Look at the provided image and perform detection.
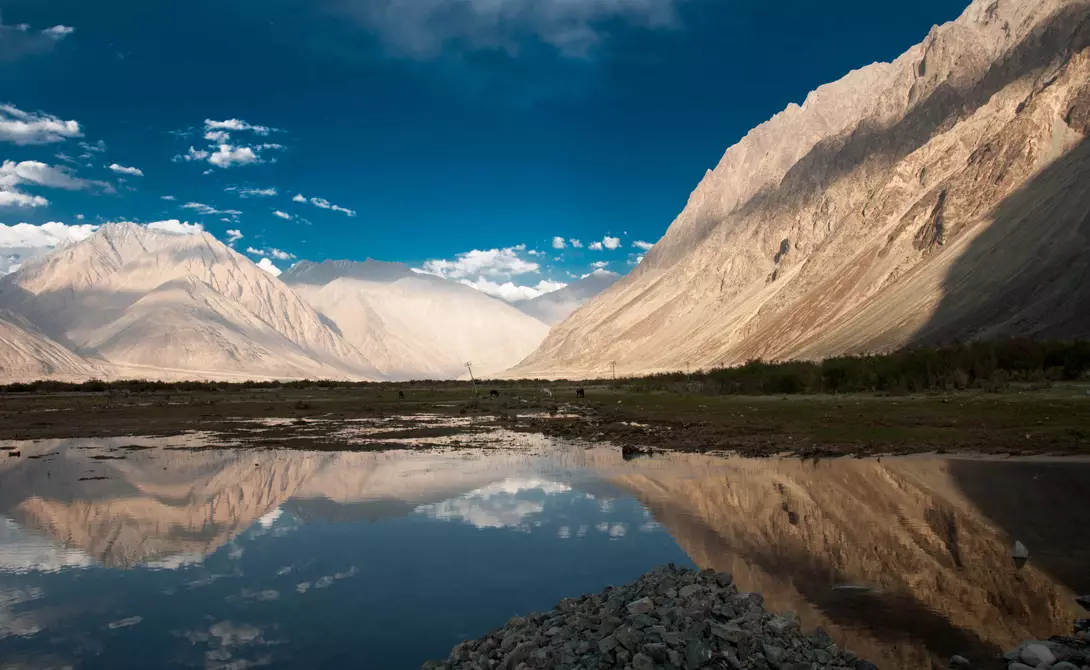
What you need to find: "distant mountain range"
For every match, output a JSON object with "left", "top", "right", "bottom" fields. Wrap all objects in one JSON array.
[
  {"left": 0, "top": 225, "right": 613, "bottom": 382},
  {"left": 513, "top": 270, "right": 620, "bottom": 326},
  {"left": 511, "top": 0, "right": 1090, "bottom": 378}
]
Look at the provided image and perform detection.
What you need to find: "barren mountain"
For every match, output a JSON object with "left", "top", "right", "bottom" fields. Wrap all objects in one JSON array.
[
  {"left": 0, "top": 309, "right": 102, "bottom": 382},
  {"left": 515, "top": 270, "right": 621, "bottom": 325},
  {"left": 511, "top": 0, "right": 1090, "bottom": 378},
  {"left": 283, "top": 259, "right": 550, "bottom": 379},
  {"left": 0, "top": 223, "right": 380, "bottom": 381}
]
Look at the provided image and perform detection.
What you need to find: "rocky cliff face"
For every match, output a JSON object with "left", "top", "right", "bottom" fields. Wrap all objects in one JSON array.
[{"left": 511, "top": 0, "right": 1090, "bottom": 377}]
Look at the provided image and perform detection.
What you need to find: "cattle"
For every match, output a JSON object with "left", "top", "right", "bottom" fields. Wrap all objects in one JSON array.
[
  {"left": 398, "top": 390, "right": 405, "bottom": 400},
  {"left": 576, "top": 388, "right": 585, "bottom": 398},
  {"left": 542, "top": 388, "right": 553, "bottom": 399},
  {"left": 489, "top": 390, "right": 500, "bottom": 397}
]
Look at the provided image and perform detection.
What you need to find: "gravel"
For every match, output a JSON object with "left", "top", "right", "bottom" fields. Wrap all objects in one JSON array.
[
  {"left": 422, "top": 564, "right": 876, "bottom": 670},
  {"left": 994, "top": 597, "right": 1090, "bottom": 670}
]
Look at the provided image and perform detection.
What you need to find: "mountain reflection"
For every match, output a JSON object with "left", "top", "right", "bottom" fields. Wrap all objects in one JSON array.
[{"left": 1, "top": 438, "right": 1087, "bottom": 669}]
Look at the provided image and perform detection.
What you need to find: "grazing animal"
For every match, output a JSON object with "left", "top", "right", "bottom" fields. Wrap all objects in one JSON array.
[
  {"left": 576, "top": 388, "right": 585, "bottom": 398},
  {"left": 398, "top": 391, "right": 405, "bottom": 399},
  {"left": 542, "top": 388, "right": 553, "bottom": 399},
  {"left": 489, "top": 390, "right": 500, "bottom": 397}
]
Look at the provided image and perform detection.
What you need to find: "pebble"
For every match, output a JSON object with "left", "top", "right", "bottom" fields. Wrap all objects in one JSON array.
[
  {"left": 422, "top": 565, "right": 877, "bottom": 669},
  {"left": 950, "top": 654, "right": 971, "bottom": 668},
  {"left": 1021, "top": 643, "right": 1057, "bottom": 666}
]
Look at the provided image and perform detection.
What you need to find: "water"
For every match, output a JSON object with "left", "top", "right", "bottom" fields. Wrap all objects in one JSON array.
[{"left": 1, "top": 435, "right": 1089, "bottom": 670}]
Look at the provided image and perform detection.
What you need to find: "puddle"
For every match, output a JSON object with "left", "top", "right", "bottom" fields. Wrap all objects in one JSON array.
[{"left": 0, "top": 437, "right": 1088, "bottom": 669}]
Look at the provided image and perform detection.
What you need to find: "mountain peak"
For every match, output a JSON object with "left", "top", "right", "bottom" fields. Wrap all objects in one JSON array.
[{"left": 281, "top": 258, "right": 414, "bottom": 285}]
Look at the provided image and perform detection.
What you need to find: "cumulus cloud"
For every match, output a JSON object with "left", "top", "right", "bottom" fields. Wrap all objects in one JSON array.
[
  {"left": 589, "top": 260, "right": 609, "bottom": 270},
  {"left": 145, "top": 220, "right": 204, "bottom": 235},
  {"left": 108, "top": 163, "right": 144, "bottom": 177},
  {"left": 0, "top": 190, "right": 48, "bottom": 207},
  {"left": 0, "top": 221, "right": 101, "bottom": 272},
  {"left": 588, "top": 241, "right": 603, "bottom": 250},
  {"left": 569, "top": 239, "right": 583, "bottom": 248},
  {"left": 420, "top": 246, "right": 538, "bottom": 279},
  {"left": 268, "top": 248, "right": 295, "bottom": 261},
  {"left": 176, "top": 119, "right": 283, "bottom": 169},
  {"left": 551, "top": 236, "right": 566, "bottom": 250},
  {"left": 0, "top": 104, "right": 82, "bottom": 145},
  {"left": 0, "top": 20, "right": 77, "bottom": 62},
  {"left": 0, "top": 160, "right": 111, "bottom": 208},
  {"left": 256, "top": 257, "right": 281, "bottom": 276},
  {"left": 632, "top": 240, "right": 653, "bottom": 251},
  {"left": 161, "top": 195, "right": 176, "bottom": 201},
  {"left": 296, "top": 194, "right": 356, "bottom": 217},
  {"left": 460, "top": 277, "right": 567, "bottom": 302},
  {"left": 272, "top": 210, "right": 292, "bottom": 220},
  {"left": 225, "top": 229, "right": 243, "bottom": 245},
  {"left": 602, "top": 235, "right": 621, "bottom": 250},
  {"left": 338, "top": 0, "right": 683, "bottom": 59}
]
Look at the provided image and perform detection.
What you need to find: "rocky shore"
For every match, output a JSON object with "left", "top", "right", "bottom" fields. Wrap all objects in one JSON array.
[
  {"left": 422, "top": 565, "right": 877, "bottom": 670},
  {"left": 997, "top": 599, "right": 1090, "bottom": 670}
]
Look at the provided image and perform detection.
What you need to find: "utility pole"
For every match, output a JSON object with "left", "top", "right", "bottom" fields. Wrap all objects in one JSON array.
[
  {"left": 465, "top": 362, "right": 478, "bottom": 397},
  {"left": 611, "top": 361, "right": 616, "bottom": 382}
]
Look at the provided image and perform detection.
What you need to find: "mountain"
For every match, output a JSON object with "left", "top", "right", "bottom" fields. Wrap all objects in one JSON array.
[
  {"left": 510, "top": 0, "right": 1090, "bottom": 378},
  {"left": 282, "top": 260, "right": 550, "bottom": 379},
  {"left": 515, "top": 270, "right": 621, "bottom": 325},
  {"left": 0, "top": 309, "right": 103, "bottom": 382},
  {"left": 0, "top": 223, "right": 380, "bottom": 381}
]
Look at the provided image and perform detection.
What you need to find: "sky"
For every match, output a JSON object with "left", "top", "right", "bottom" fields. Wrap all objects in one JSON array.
[{"left": 0, "top": 0, "right": 970, "bottom": 301}]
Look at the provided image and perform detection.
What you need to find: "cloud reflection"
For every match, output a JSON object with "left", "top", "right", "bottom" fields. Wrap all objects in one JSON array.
[{"left": 414, "top": 478, "right": 571, "bottom": 530}]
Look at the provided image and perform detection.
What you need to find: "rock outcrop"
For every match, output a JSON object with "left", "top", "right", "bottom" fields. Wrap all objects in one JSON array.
[{"left": 510, "top": 0, "right": 1090, "bottom": 378}]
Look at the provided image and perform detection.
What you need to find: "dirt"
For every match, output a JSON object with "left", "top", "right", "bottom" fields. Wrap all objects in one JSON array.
[{"left": 1, "top": 385, "right": 1088, "bottom": 456}]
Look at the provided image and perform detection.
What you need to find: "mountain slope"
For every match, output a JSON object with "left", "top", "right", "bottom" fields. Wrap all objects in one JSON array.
[
  {"left": 0, "top": 309, "right": 102, "bottom": 382},
  {"left": 511, "top": 0, "right": 1090, "bottom": 378},
  {"left": 0, "top": 223, "right": 380, "bottom": 381},
  {"left": 283, "top": 260, "right": 550, "bottom": 379},
  {"left": 515, "top": 270, "right": 621, "bottom": 325}
]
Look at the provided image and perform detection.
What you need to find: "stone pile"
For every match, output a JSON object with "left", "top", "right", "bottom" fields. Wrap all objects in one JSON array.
[
  {"left": 423, "top": 564, "right": 877, "bottom": 670},
  {"left": 997, "top": 596, "right": 1090, "bottom": 670}
]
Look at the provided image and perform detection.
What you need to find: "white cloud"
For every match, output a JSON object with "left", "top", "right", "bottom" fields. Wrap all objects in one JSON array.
[
  {"left": 272, "top": 210, "right": 292, "bottom": 220},
  {"left": 589, "top": 261, "right": 609, "bottom": 269},
  {"left": 632, "top": 240, "right": 653, "bottom": 251},
  {"left": 245, "top": 246, "right": 264, "bottom": 256},
  {"left": 227, "top": 186, "right": 277, "bottom": 198},
  {"left": 225, "top": 229, "right": 243, "bottom": 245},
  {"left": 209, "top": 144, "right": 260, "bottom": 168},
  {"left": 551, "top": 236, "right": 566, "bottom": 250},
  {"left": 1, "top": 160, "right": 97, "bottom": 191},
  {"left": 146, "top": 220, "right": 204, "bottom": 235},
  {"left": 41, "top": 25, "right": 75, "bottom": 38},
  {"left": 0, "top": 221, "right": 99, "bottom": 252},
  {"left": 268, "top": 248, "right": 295, "bottom": 261},
  {"left": 79, "top": 140, "right": 106, "bottom": 154},
  {"left": 305, "top": 196, "right": 356, "bottom": 217},
  {"left": 292, "top": 194, "right": 306, "bottom": 203},
  {"left": 76, "top": 213, "right": 84, "bottom": 220},
  {"left": 179, "top": 146, "right": 209, "bottom": 162},
  {"left": 460, "top": 277, "right": 567, "bottom": 302},
  {"left": 420, "top": 246, "right": 538, "bottom": 279},
  {"left": 256, "top": 257, "right": 281, "bottom": 276},
  {"left": 0, "top": 104, "right": 82, "bottom": 145},
  {"left": 108, "top": 163, "right": 144, "bottom": 177},
  {"left": 204, "top": 118, "right": 273, "bottom": 136},
  {"left": 0, "top": 190, "right": 48, "bottom": 207},
  {"left": 569, "top": 239, "right": 583, "bottom": 248},
  {"left": 204, "top": 130, "right": 230, "bottom": 143},
  {"left": 182, "top": 202, "right": 242, "bottom": 218},
  {"left": 588, "top": 241, "right": 603, "bottom": 250},
  {"left": 602, "top": 235, "right": 621, "bottom": 250},
  {"left": 339, "top": 0, "right": 682, "bottom": 59},
  {"left": 161, "top": 195, "right": 176, "bottom": 201}
]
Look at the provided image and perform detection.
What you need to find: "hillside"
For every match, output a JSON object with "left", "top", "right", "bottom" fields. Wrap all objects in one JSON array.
[
  {"left": 283, "top": 259, "right": 550, "bottom": 379},
  {"left": 0, "top": 223, "right": 380, "bottom": 381},
  {"left": 510, "top": 0, "right": 1090, "bottom": 378},
  {"left": 0, "top": 309, "right": 103, "bottom": 382}
]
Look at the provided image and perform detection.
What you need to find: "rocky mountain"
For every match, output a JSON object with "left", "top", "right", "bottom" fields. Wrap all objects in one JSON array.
[
  {"left": 282, "top": 259, "right": 550, "bottom": 379},
  {"left": 510, "top": 0, "right": 1090, "bottom": 378},
  {"left": 0, "top": 309, "right": 103, "bottom": 382},
  {"left": 0, "top": 223, "right": 380, "bottom": 381},
  {"left": 515, "top": 270, "right": 621, "bottom": 325}
]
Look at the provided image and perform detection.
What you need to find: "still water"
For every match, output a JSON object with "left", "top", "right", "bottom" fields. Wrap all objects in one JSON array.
[{"left": 1, "top": 435, "right": 1088, "bottom": 670}]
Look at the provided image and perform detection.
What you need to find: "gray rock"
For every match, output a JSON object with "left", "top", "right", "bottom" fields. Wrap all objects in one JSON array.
[
  {"left": 854, "top": 661, "right": 879, "bottom": 670},
  {"left": 766, "top": 614, "right": 800, "bottom": 635},
  {"left": 715, "top": 572, "right": 734, "bottom": 587},
  {"left": 950, "top": 655, "right": 972, "bottom": 668},
  {"left": 668, "top": 649, "right": 683, "bottom": 667},
  {"left": 1051, "top": 662, "right": 1081, "bottom": 670},
  {"left": 710, "top": 623, "right": 749, "bottom": 644},
  {"left": 598, "top": 635, "right": 619, "bottom": 654},
  {"left": 1021, "top": 643, "right": 1057, "bottom": 667},
  {"left": 1008, "top": 664, "right": 1036, "bottom": 670},
  {"left": 632, "top": 652, "right": 655, "bottom": 670},
  {"left": 679, "top": 584, "right": 702, "bottom": 599},
  {"left": 1075, "top": 595, "right": 1090, "bottom": 611},
  {"left": 614, "top": 625, "right": 641, "bottom": 652},
  {"left": 763, "top": 643, "right": 787, "bottom": 668},
  {"left": 685, "top": 639, "right": 712, "bottom": 670},
  {"left": 641, "top": 643, "right": 667, "bottom": 663},
  {"left": 627, "top": 597, "right": 654, "bottom": 616},
  {"left": 503, "top": 642, "right": 534, "bottom": 670}
]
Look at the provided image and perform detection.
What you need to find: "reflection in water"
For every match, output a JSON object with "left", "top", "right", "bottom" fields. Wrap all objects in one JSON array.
[{"left": 0, "top": 438, "right": 1088, "bottom": 669}]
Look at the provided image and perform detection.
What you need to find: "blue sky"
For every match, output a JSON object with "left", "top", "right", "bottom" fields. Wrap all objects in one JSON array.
[{"left": 0, "top": 0, "right": 969, "bottom": 300}]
